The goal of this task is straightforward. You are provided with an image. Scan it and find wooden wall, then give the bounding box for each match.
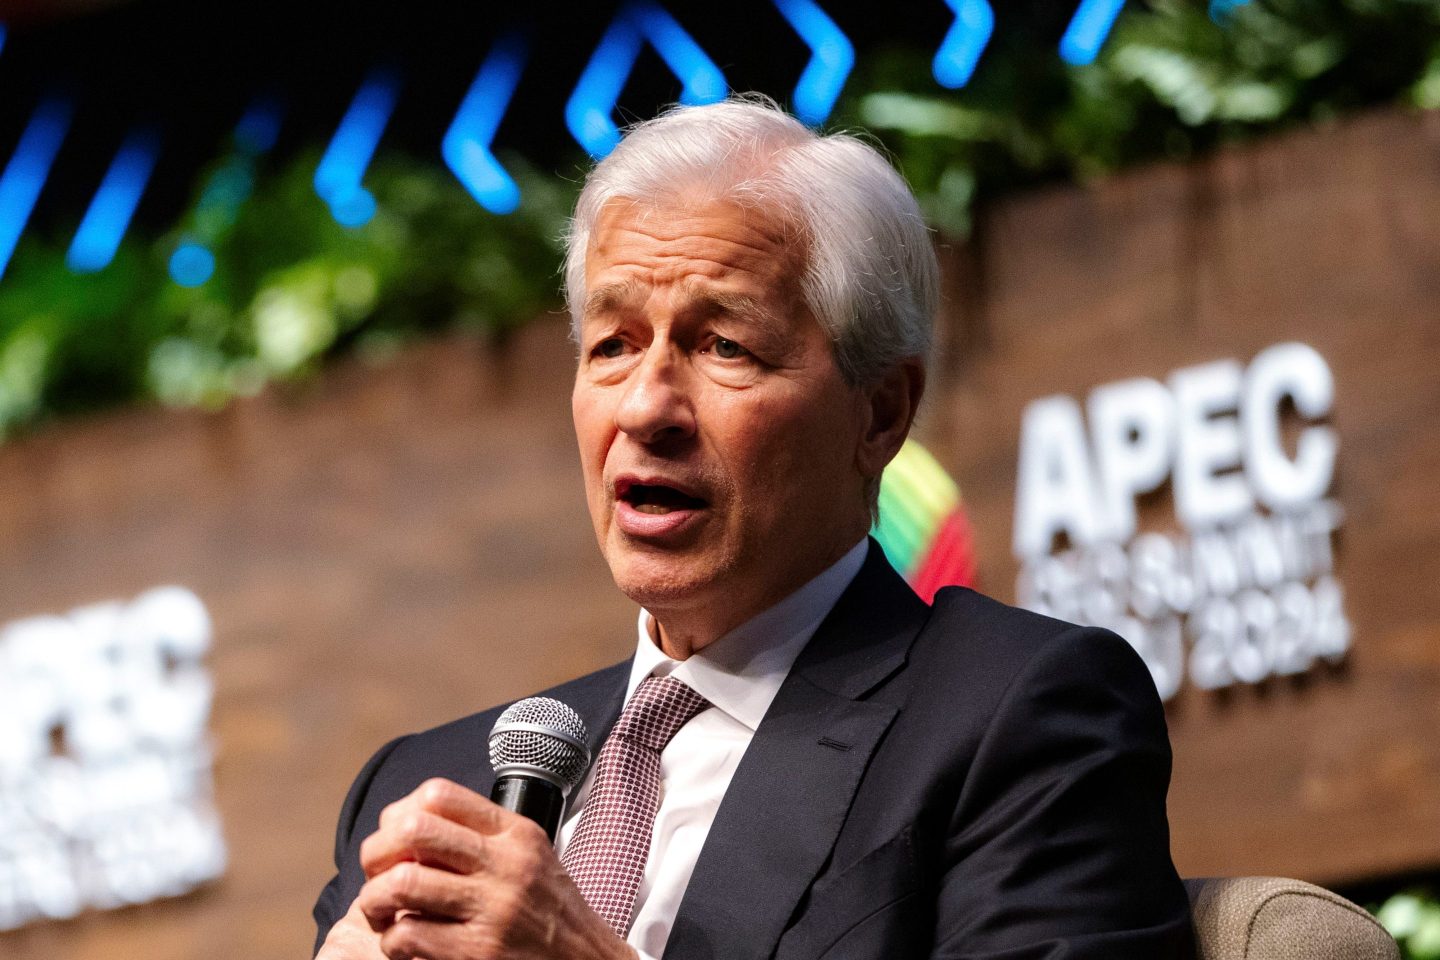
[0,106,1436,959]
[924,105,1440,885]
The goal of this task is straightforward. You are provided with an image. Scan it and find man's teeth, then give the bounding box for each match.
[621,483,704,514]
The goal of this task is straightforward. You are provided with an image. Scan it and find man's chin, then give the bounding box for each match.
[604,544,733,612]
[609,567,712,610]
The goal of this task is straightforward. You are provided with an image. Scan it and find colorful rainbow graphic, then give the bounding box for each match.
[871,439,978,603]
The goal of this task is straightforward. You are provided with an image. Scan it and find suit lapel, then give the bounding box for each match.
[662,543,930,960]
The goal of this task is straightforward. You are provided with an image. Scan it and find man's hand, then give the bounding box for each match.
[316,900,387,960]
[355,778,637,960]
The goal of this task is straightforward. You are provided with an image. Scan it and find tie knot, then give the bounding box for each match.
[612,674,709,752]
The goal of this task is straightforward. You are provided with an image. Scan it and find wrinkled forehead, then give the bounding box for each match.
[582,196,807,310]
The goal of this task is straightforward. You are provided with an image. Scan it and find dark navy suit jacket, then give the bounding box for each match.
[313,544,1196,959]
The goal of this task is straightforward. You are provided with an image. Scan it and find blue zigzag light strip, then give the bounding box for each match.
[566,16,644,159]
[443,30,529,215]
[1059,0,1127,66]
[67,129,161,273]
[933,0,994,89]
[0,98,73,282]
[566,1,726,159]
[631,1,726,105]
[772,0,853,126]
[315,68,401,227]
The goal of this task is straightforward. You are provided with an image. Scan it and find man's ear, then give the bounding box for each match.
[856,359,926,480]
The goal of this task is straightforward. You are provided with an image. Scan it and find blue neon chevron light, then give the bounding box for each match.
[1060,0,1126,66]
[567,17,644,159]
[566,2,727,159]
[933,0,994,89]
[315,68,401,227]
[632,2,726,105]
[443,31,528,215]
[0,98,73,282]
[66,129,161,273]
[773,0,853,126]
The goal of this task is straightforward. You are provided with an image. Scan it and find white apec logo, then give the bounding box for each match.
[1012,342,1350,699]
[0,586,226,930]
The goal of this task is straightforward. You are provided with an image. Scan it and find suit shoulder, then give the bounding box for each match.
[924,585,1090,655]
[915,586,1153,702]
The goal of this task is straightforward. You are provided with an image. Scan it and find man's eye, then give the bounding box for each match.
[595,338,625,359]
[712,338,745,359]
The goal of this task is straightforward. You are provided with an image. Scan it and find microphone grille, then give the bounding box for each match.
[488,696,590,791]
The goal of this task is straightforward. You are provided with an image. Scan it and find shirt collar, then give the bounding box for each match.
[625,539,869,731]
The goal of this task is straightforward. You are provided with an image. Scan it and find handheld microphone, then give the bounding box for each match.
[487,697,591,843]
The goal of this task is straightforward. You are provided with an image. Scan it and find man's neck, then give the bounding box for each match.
[651,618,709,661]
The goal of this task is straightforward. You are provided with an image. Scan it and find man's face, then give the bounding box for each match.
[572,196,872,635]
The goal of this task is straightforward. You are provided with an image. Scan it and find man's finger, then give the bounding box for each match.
[409,777,511,835]
[357,862,473,932]
[316,900,387,960]
[378,913,481,960]
[378,778,509,835]
[361,809,487,879]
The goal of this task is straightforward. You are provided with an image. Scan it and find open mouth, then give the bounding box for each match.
[617,480,708,515]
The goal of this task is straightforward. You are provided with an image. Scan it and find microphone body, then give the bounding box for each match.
[490,775,569,842]
[487,697,591,843]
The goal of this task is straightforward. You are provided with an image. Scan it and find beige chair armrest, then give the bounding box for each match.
[1185,877,1401,960]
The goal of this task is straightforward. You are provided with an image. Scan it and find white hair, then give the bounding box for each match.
[563,95,938,385]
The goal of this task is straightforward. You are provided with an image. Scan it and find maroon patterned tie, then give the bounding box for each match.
[561,674,710,936]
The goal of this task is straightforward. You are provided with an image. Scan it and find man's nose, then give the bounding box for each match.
[615,343,696,445]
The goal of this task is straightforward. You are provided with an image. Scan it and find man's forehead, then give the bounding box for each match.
[580,196,809,334]
[587,196,797,272]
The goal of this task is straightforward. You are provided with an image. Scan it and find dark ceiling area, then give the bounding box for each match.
[0,1,1087,234]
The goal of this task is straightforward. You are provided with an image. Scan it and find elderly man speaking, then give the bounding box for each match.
[312,97,1195,960]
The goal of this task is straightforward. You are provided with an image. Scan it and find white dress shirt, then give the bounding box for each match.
[555,539,869,960]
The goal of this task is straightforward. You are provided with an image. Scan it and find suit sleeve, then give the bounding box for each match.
[931,626,1195,960]
[311,735,410,957]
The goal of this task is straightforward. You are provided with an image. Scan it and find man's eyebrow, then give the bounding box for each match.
[582,280,644,320]
[679,280,782,330]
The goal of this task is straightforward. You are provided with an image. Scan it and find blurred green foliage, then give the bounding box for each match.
[2,0,1439,439]
[841,0,1440,236]
[1376,889,1440,959]
[0,149,577,439]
